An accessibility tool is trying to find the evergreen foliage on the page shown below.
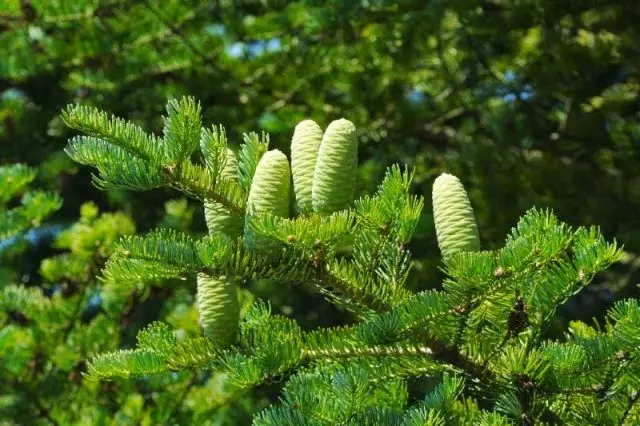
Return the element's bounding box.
[57,98,638,424]
[2,1,640,422]
[2,0,639,324]
[0,166,140,423]
[0,164,61,241]
[0,165,264,424]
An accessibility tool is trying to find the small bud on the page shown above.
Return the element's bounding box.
[615,350,628,361]
[453,304,467,315]
[508,298,528,335]
[494,267,505,278]
[380,222,391,235]
[287,235,297,243]
[515,374,536,391]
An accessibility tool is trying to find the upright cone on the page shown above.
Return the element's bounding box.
[245,149,291,250]
[432,173,480,259]
[312,118,358,214]
[196,273,239,347]
[205,148,242,237]
[291,119,322,214]
[246,149,291,218]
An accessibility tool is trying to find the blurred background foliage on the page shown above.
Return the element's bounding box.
[1,0,639,423]
[0,167,261,424]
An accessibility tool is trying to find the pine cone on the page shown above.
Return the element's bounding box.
[196,273,239,347]
[432,173,480,259]
[204,148,242,237]
[245,149,291,250]
[312,118,358,214]
[291,119,322,214]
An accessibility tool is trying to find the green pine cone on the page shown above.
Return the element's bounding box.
[220,147,238,181]
[204,148,242,237]
[312,118,358,214]
[291,119,322,214]
[245,149,291,250]
[204,202,243,238]
[196,273,239,347]
[432,173,480,259]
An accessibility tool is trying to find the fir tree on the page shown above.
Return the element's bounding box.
[59,97,638,424]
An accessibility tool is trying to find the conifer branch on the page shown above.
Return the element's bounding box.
[53,98,636,423]
[62,101,247,214]
[302,343,433,361]
[62,104,162,162]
